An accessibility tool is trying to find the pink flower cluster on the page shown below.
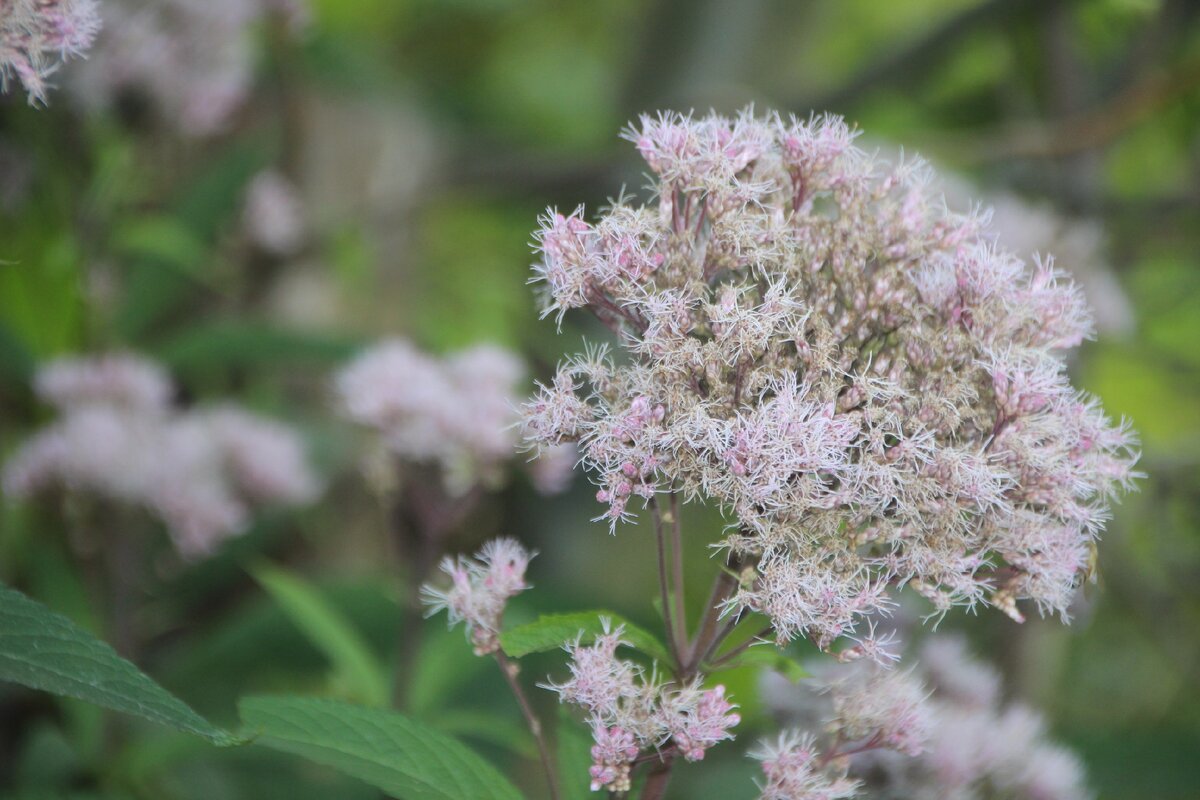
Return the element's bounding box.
[419,538,533,655]
[754,731,860,800]
[243,170,306,257]
[337,338,574,495]
[545,622,740,791]
[3,354,319,558]
[761,636,1088,800]
[0,0,100,104]
[521,109,1140,656]
[68,0,306,136]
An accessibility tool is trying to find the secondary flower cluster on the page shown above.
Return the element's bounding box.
[545,622,741,792]
[337,338,574,496]
[68,0,307,136]
[0,0,100,103]
[754,662,930,799]
[759,636,1088,800]
[521,109,1140,658]
[2,354,319,558]
[420,537,533,655]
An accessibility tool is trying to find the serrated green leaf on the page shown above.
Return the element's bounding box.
[239,696,525,800]
[0,583,239,746]
[499,611,671,664]
[250,563,389,708]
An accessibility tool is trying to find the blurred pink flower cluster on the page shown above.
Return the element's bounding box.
[0,0,100,103]
[759,636,1087,800]
[3,353,319,558]
[337,338,574,495]
[68,0,307,136]
[545,622,741,791]
[521,109,1140,659]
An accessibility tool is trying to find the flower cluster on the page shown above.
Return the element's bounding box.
[2,354,319,558]
[420,538,533,655]
[68,0,306,136]
[754,660,930,799]
[761,636,1088,800]
[337,338,574,495]
[0,0,100,104]
[754,731,860,800]
[521,109,1140,657]
[243,170,307,257]
[545,622,741,792]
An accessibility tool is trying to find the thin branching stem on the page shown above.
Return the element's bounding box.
[494,650,561,800]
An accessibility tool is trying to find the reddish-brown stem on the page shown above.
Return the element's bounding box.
[683,558,741,673]
[495,650,561,800]
[639,753,675,800]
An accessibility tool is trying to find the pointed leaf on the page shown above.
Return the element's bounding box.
[239,696,524,800]
[250,563,389,707]
[0,583,239,745]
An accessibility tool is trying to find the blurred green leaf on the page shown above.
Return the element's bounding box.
[112,216,208,277]
[499,611,671,664]
[433,709,536,758]
[153,321,361,372]
[555,710,593,800]
[408,624,494,716]
[239,696,525,800]
[708,644,808,682]
[0,583,240,746]
[250,563,389,708]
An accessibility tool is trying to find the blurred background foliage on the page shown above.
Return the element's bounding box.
[2,0,1199,798]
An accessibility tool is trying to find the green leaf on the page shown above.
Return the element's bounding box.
[555,710,594,800]
[239,696,525,800]
[499,611,671,664]
[154,322,361,373]
[0,583,239,745]
[112,216,208,277]
[250,563,389,708]
[433,709,536,758]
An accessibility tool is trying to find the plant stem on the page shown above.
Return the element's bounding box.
[494,651,561,800]
[683,557,741,673]
[667,494,687,656]
[639,752,675,800]
[650,497,681,670]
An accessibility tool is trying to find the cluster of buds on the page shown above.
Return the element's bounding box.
[0,0,100,104]
[337,338,574,496]
[2,353,319,558]
[420,538,533,655]
[544,622,741,791]
[521,109,1140,658]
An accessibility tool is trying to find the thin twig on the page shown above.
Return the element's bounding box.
[494,650,561,800]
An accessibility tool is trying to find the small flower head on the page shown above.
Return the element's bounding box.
[1,0,101,104]
[420,538,534,655]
